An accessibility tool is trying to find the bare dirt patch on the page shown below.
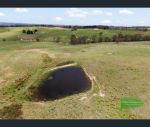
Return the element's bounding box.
[18,49,56,58]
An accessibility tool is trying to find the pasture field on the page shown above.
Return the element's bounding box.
[0,27,150,119]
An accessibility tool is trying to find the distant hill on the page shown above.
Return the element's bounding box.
[0,22,35,26]
[0,22,150,30]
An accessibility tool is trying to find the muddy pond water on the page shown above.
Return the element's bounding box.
[38,66,92,100]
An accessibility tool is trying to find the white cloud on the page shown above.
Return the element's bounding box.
[93,10,103,15]
[37,16,43,18]
[119,9,134,15]
[55,17,64,21]
[15,8,29,13]
[106,12,113,16]
[146,13,150,16]
[139,21,145,25]
[0,12,5,16]
[67,8,89,18]
[101,20,112,24]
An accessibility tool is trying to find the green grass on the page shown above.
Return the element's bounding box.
[0,27,150,119]
[1,26,150,43]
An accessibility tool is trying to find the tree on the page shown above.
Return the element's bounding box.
[91,35,98,43]
[77,36,88,44]
[27,30,34,34]
[118,32,124,41]
[34,29,38,33]
[132,34,143,41]
[27,30,31,34]
[98,32,103,42]
[99,32,103,36]
[103,37,111,42]
[115,32,124,43]
[71,26,77,31]
[22,30,26,34]
[123,35,131,42]
[70,34,78,45]
[143,35,150,41]
[112,35,117,42]
[30,31,34,34]
[112,35,119,43]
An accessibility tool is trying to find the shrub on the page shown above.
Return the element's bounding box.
[117,32,124,42]
[69,32,150,44]
[98,32,103,42]
[143,35,150,41]
[103,37,112,42]
[98,36,103,42]
[27,30,34,34]
[36,38,40,42]
[91,35,98,43]
[22,30,26,34]
[34,29,38,33]
[118,32,123,38]
[123,35,132,41]
[83,36,89,44]
[86,38,92,43]
[0,104,22,119]
[15,74,31,86]
[27,86,39,100]
[70,34,78,45]
[112,35,117,42]
[71,26,77,31]
[30,31,34,34]
[99,32,103,36]
[2,38,6,41]
[42,53,52,63]
[132,34,142,41]
[26,30,30,34]
[77,36,88,44]
[128,35,135,41]
[53,36,61,43]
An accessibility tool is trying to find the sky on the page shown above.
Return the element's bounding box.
[0,8,150,26]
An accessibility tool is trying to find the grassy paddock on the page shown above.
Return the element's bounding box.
[0,27,150,119]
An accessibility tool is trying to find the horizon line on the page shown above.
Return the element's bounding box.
[1,22,150,27]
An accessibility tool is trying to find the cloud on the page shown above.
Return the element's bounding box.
[93,10,103,15]
[101,20,112,24]
[0,12,5,16]
[37,16,43,18]
[119,9,134,15]
[67,8,89,18]
[139,21,145,25]
[54,17,64,21]
[146,13,150,16]
[15,8,29,13]
[106,12,113,16]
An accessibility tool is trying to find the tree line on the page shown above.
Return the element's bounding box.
[22,29,38,34]
[70,32,150,44]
